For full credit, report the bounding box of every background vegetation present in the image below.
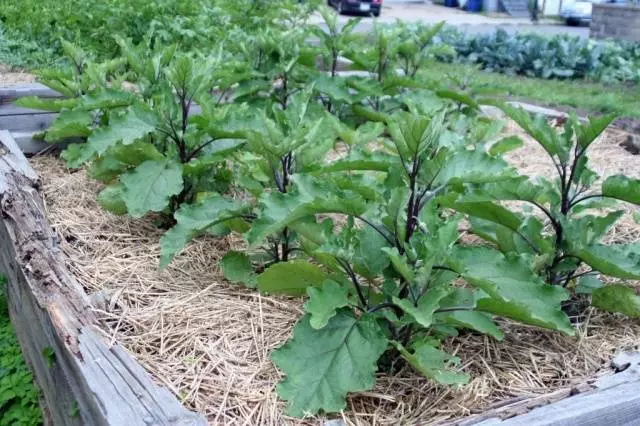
[0,276,42,426]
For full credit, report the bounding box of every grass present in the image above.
[422,62,640,119]
[0,277,43,426]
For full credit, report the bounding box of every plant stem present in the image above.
[338,258,368,309]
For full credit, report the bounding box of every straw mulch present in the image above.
[31,124,640,425]
[0,66,35,86]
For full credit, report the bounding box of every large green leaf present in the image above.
[313,74,352,103]
[452,247,574,335]
[121,160,183,218]
[272,310,387,417]
[86,105,158,156]
[77,89,136,111]
[257,260,328,296]
[353,224,391,278]
[90,141,164,183]
[97,184,127,215]
[220,251,256,288]
[160,195,249,267]
[304,280,351,329]
[45,109,93,142]
[575,243,640,279]
[602,175,640,206]
[433,149,515,186]
[395,340,469,385]
[591,285,640,318]
[246,175,368,246]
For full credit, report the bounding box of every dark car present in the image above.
[328,0,382,17]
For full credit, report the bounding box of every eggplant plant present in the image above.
[232,110,575,416]
[159,90,339,274]
[450,105,640,317]
[21,41,246,223]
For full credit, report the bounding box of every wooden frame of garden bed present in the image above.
[2,83,640,425]
[0,130,206,425]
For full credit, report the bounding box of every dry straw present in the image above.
[31,123,640,425]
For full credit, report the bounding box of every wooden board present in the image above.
[0,130,206,426]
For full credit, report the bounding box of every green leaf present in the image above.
[575,275,604,295]
[304,280,351,329]
[434,149,515,186]
[97,184,127,215]
[496,104,567,161]
[392,286,451,329]
[90,141,164,183]
[602,175,640,206]
[353,225,390,278]
[272,310,387,417]
[60,143,94,168]
[436,90,479,110]
[452,247,574,335]
[575,243,640,279]
[315,149,399,174]
[15,96,78,112]
[220,251,256,288]
[121,160,183,218]
[86,105,158,156]
[439,311,504,340]
[313,75,352,103]
[574,114,616,150]
[246,175,368,246]
[488,136,523,156]
[394,340,469,385]
[257,260,328,296]
[382,247,414,283]
[78,89,136,111]
[442,196,523,234]
[45,109,93,142]
[592,285,640,318]
[160,195,248,267]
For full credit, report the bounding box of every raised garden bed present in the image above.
[1,120,639,424]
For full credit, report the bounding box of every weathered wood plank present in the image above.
[0,131,206,426]
[446,351,640,426]
[470,380,640,426]
[0,83,61,104]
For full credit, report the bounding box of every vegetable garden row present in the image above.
[4,0,640,420]
[3,0,640,84]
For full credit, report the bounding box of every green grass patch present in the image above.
[0,276,43,426]
[422,62,640,119]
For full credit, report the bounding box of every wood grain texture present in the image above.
[0,131,206,426]
[444,351,640,426]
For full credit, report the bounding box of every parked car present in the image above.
[328,0,382,17]
[561,0,626,26]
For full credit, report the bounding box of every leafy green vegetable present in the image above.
[271,310,387,417]
[592,285,640,318]
[257,260,328,296]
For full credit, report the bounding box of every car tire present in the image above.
[373,10,380,17]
